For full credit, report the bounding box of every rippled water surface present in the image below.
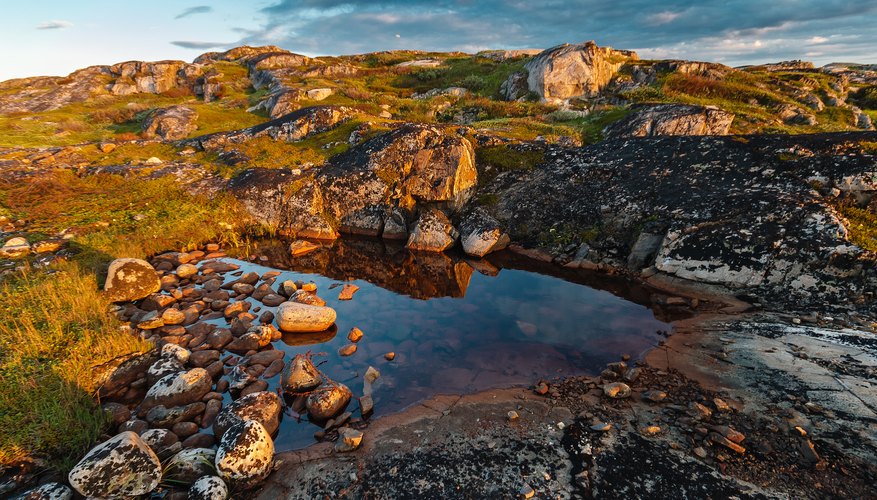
[217,238,671,450]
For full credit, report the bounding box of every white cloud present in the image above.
[647,11,682,26]
[36,20,73,30]
[808,36,829,44]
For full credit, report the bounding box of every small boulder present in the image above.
[0,237,30,259]
[104,258,161,302]
[459,209,511,257]
[12,482,73,500]
[142,105,199,141]
[334,427,363,453]
[281,353,323,394]
[276,301,336,332]
[140,368,212,414]
[188,476,229,500]
[68,431,162,498]
[213,391,282,439]
[603,382,631,399]
[306,382,352,420]
[165,448,217,485]
[215,420,274,488]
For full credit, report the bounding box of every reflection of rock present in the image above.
[258,238,475,299]
[280,326,338,346]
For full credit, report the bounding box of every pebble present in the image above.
[339,344,357,356]
[384,352,395,361]
[507,410,519,421]
[602,382,631,399]
[590,422,612,432]
[519,483,535,499]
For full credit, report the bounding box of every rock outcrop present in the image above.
[185,105,356,149]
[142,105,199,140]
[228,124,477,241]
[478,132,877,307]
[604,104,734,138]
[512,41,638,102]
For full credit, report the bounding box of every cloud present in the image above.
[36,20,73,30]
[230,0,877,65]
[171,40,228,49]
[175,6,212,19]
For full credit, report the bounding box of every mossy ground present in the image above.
[0,172,251,470]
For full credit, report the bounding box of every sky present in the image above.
[1,0,876,81]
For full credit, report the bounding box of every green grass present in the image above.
[475,145,545,185]
[838,204,877,252]
[0,172,251,469]
[393,56,527,98]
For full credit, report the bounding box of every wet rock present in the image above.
[104,258,161,302]
[188,476,228,500]
[281,354,323,394]
[406,208,459,252]
[215,420,274,488]
[384,352,395,361]
[142,105,198,140]
[339,344,357,356]
[240,380,269,397]
[13,482,73,500]
[260,293,285,307]
[334,427,363,453]
[165,448,217,485]
[359,395,374,416]
[338,283,359,300]
[289,239,320,257]
[290,289,326,306]
[68,431,161,498]
[604,104,734,138]
[213,391,282,439]
[228,365,256,391]
[306,382,353,420]
[140,368,212,414]
[225,333,261,354]
[603,382,631,399]
[189,349,221,367]
[348,327,364,342]
[202,399,222,429]
[276,301,336,332]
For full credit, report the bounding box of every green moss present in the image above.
[476,145,545,185]
[838,205,877,252]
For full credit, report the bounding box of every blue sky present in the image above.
[2,0,876,81]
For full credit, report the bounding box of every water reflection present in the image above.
[221,238,678,451]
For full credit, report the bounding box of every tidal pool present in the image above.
[217,238,672,451]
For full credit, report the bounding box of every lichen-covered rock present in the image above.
[406,208,459,252]
[94,350,159,398]
[306,382,352,420]
[165,448,217,485]
[188,476,229,500]
[68,431,162,498]
[140,368,212,414]
[281,353,323,394]
[187,105,356,149]
[0,237,30,259]
[104,258,161,302]
[13,482,73,500]
[140,428,182,460]
[142,105,198,140]
[516,41,638,102]
[215,420,274,488]
[458,208,511,257]
[213,391,282,439]
[604,104,734,138]
[227,124,476,238]
[276,301,337,332]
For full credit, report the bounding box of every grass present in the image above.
[0,172,251,470]
[836,203,877,253]
[393,56,527,99]
[475,145,545,185]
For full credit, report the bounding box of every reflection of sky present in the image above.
[218,258,667,451]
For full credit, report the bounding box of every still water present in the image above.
[217,238,671,451]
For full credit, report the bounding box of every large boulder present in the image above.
[406,208,459,252]
[229,124,477,238]
[604,104,734,138]
[187,105,356,149]
[104,258,161,302]
[276,301,336,332]
[142,105,199,140]
[68,431,162,498]
[215,420,274,488]
[516,41,638,102]
[213,391,282,439]
[140,368,212,414]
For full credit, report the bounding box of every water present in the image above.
[217,238,672,451]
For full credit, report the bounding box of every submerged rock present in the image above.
[68,431,162,498]
[276,301,337,332]
[104,258,161,302]
[215,420,274,488]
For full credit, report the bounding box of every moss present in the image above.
[837,204,877,252]
[476,145,545,185]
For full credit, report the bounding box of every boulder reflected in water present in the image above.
[255,238,475,299]
[280,325,338,347]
